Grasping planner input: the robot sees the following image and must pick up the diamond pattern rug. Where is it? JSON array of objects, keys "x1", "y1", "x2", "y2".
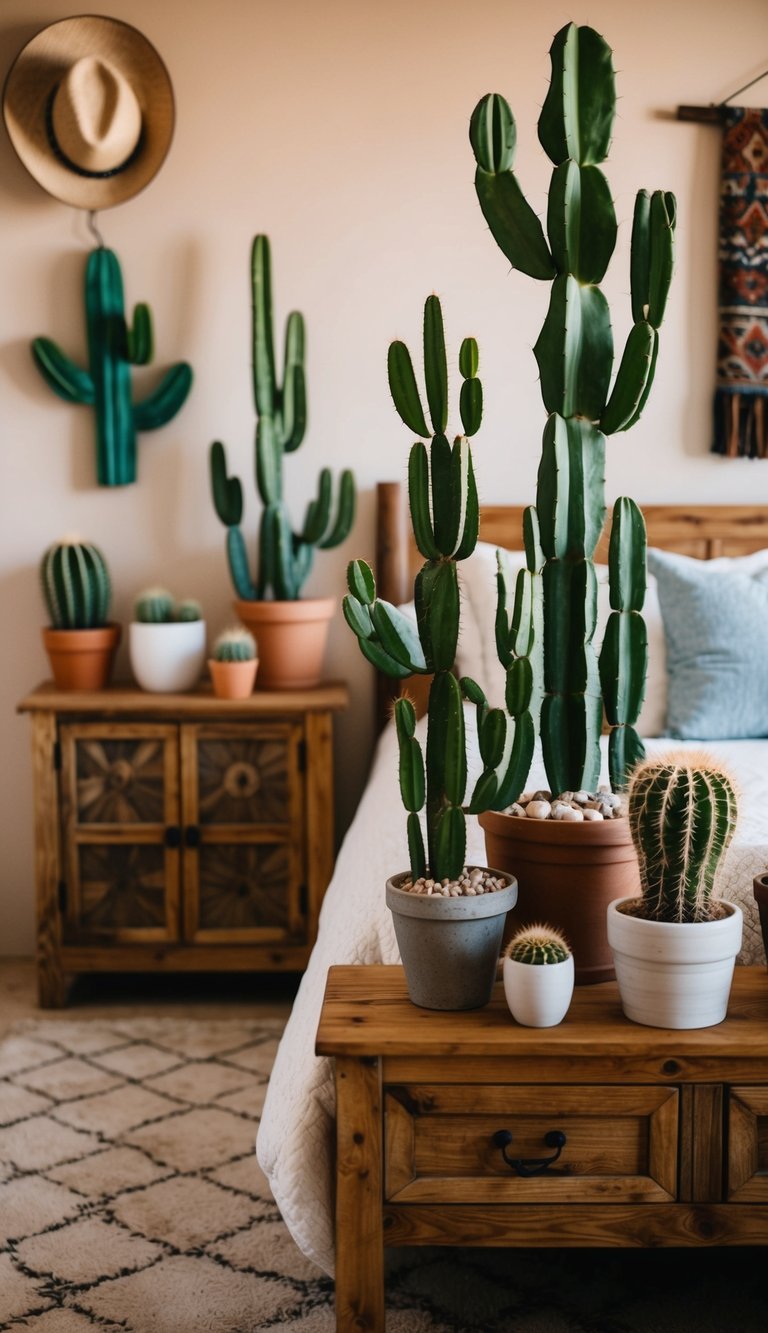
[{"x1": 1, "y1": 1018, "x2": 767, "y2": 1332}]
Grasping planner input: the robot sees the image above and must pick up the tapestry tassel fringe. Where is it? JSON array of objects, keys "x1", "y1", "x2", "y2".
[{"x1": 713, "y1": 389, "x2": 767, "y2": 459}]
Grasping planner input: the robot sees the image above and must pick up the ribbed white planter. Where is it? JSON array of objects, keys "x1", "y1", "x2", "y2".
[
  {"x1": 607, "y1": 897, "x2": 743, "y2": 1030},
  {"x1": 503, "y1": 955, "x2": 574, "y2": 1027},
  {"x1": 129, "y1": 621, "x2": 207, "y2": 693}
]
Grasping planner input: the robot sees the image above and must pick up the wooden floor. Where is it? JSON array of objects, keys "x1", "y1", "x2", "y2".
[{"x1": 0, "y1": 958, "x2": 299, "y2": 1039}]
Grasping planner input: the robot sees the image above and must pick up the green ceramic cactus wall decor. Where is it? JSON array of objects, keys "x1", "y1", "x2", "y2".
[
  {"x1": 32, "y1": 247, "x2": 193, "y2": 487},
  {"x1": 210, "y1": 235, "x2": 355, "y2": 601},
  {"x1": 470, "y1": 22, "x2": 676, "y2": 795}
]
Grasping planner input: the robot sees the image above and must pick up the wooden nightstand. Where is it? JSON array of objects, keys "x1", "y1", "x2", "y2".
[
  {"x1": 18, "y1": 681, "x2": 348, "y2": 1006},
  {"x1": 317, "y1": 964, "x2": 768, "y2": 1332}
]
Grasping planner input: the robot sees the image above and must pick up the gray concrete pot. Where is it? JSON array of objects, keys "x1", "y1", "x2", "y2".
[{"x1": 386, "y1": 869, "x2": 517, "y2": 1011}]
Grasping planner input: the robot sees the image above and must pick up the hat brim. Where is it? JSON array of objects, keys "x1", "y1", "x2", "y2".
[{"x1": 3, "y1": 14, "x2": 175, "y2": 210}]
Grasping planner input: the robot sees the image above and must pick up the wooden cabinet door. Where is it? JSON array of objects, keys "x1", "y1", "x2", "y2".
[
  {"x1": 727, "y1": 1087, "x2": 768, "y2": 1200},
  {"x1": 180, "y1": 722, "x2": 305, "y2": 944},
  {"x1": 59, "y1": 723, "x2": 181, "y2": 943}
]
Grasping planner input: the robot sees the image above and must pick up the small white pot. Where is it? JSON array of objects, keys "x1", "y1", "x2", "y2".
[
  {"x1": 607, "y1": 897, "x2": 743, "y2": 1030},
  {"x1": 502, "y1": 955, "x2": 575, "y2": 1027},
  {"x1": 129, "y1": 620, "x2": 207, "y2": 693}
]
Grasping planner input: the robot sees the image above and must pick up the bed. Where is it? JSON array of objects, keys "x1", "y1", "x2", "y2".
[{"x1": 257, "y1": 491, "x2": 768, "y2": 1276}]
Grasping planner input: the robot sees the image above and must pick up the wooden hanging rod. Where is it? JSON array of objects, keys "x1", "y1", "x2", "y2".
[{"x1": 676, "y1": 105, "x2": 724, "y2": 124}]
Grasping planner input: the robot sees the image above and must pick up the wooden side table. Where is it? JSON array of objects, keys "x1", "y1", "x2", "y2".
[
  {"x1": 316, "y1": 964, "x2": 768, "y2": 1332},
  {"x1": 18, "y1": 681, "x2": 348, "y2": 1006}
]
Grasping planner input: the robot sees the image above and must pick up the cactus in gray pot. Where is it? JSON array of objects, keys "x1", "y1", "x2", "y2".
[
  {"x1": 210, "y1": 236, "x2": 355, "y2": 601},
  {"x1": 628, "y1": 755, "x2": 738, "y2": 923},
  {"x1": 344, "y1": 296, "x2": 533, "y2": 883},
  {"x1": 470, "y1": 22, "x2": 676, "y2": 794}
]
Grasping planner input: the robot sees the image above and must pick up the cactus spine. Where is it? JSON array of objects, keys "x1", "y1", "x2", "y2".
[
  {"x1": 32, "y1": 248, "x2": 193, "y2": 486},
  {"x1": 344, "y1": 296, "x2": 531, "y2": 883},
  {"x1": 470, "y1": 23, "x2": 675, "y2": 794},
  {"x1": 210, "y1": 236, "x2": 355, "y2": 601},
  {"x1": 213, "y1": 627, "x2": 257, "y2": 662},
  {"x1": 628, "y1": 755, "x2": 738, "y2": 923},
  {"x1": 41, "y1": 539, "x2": 111, "y2": 629},
  {"x1": 505, "y1": 924, "x2": 571, "y2": 965}
]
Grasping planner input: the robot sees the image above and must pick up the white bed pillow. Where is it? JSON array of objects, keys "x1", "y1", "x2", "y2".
[{"x1": 456, "y1": 541, "x2": 668, "y2": 737}]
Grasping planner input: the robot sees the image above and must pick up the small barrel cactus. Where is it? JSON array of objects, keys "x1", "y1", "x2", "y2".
[
  {"x1": 176, "y1": 598, "x2": 203, "y2": 623},
  {"x1": 505, "y1": 925, "x2": 571, "y2": 964},
  {"x1": 213, "y1": 627, "x2": 257, "y2": 662},
  {"x1": 134, "y1": 587, "x2": 175, "y2": 623},
  {"x1": 628, "y1": 754, "x2": 739, "y2": 923},
  {"x1": 41, "y1": 537, "x2": 111, "y2": 629}
]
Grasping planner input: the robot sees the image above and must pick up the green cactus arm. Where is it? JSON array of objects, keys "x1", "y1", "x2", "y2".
[
  {"x1": 607, "y1": 724, "x2": 645, "y2": 794},
  {"x1": 279, "y1": 361, "x2": 307, "y2": 452},
  {"x1": 452, "y1": 441, "x2": 480, "y2": 560},
  {"x1": 415, "y1": 560, "x2": 460, "y2": 672},
  {"x1": 341, "y1": 592, "x2": 373, "y2": 639},
  {"x1": 473, "y1": 167, "x2": 556, "y2": 280},
  {"x1": 423, "y1": 295, "x2": 448, "y2": 434},
  {"x1": 469, "y1": 92, "x2": 517, "y2": 173},
  {"x1": 226, "y1": 527, "x2": 256, "y2": 600},
  {"x1": 32, "y1": 337, "x2": 95, "y2": 404},
  {"x1": 431, "y1": 805, "x2": 467, "y2": 881},
  {"x1": 357, "y1": 633, "x2": 414, "y2": 679},
  {"x1": 251, "y1": 235, "x2": 276, "y2": 417},
  {"x1": 255, "y1": 417, "x2": 282, "y2": 505},
  {"x1": 647, "y1": 191, "x2": 677, "y2": 329},
  {"x1": 599, "y1": 610, "x2": 647, "y2": 727},
  {"x1": 387, "y1": 341, "x2": 429, "y2": 437},
  {"x1": 301, "y1": 468, "x2": 332, "y2": 544},
  {"x1": 540, "y1": 687, "x2": 602, "y2": 798},
  {"x1": 494, "y1": 710, "x2": 535, "y2": 809},
  {"x1": 630, "y1": 191, "x2": 652, "y2": 322},
  {"x1": 128, "y1": 303, "x2": 153, "y2": 365},
  {"x1": 534, "y1": 277, "x2": 613, "y2": 419},
  {"x1": 292, "y1": 539, "x2": 314, "y2": 596},
  {"x1": 621, "y1": 330, "x2": 659, "y2": 432},
  {"x1": 459, "y1": 378, "x2": 483, "y2": 439},
  {"x1": 133, "y1": 363, "x2": 193, "y2": 430},
  {"x1": 210, "y1": 441, "x2": 244, "y2": 527},
  {"x1": 408, "y1": 442, "x2": 441, "y2": 560},
  {"x1": 547, "y1": 161, "x2": 616, "y2": 285},
  {"x1": 394, "y1": 697, "x2": 426, "y2": 811},
  {"x1": 406, "y1": 812, "x2": 427, "y2": 881},
  {"x1": 600, "y1": 321, "x2": 656, "y2": 434},
  {"x1": 318, "y1": 469, "x2": 355, "y2": 549},
  {"x1": 346, "y1": 558, "x2": 376, "y2": 605},
  {"x1": 426, "y1": 671, "x2": 466, "y2": 807},
  {"x1": 536, "y1": 416, "x2": 606, "y2": 561},
  {"x1": 608, "y1": 496, "x2": 647, "y2": 612},
  {"x1": 370, "y1": 600, "x2": 428, "y2": 672},
  {"x1": 271, "y1": 507, "x2": 300, "y2": 600},
  {"x1": 537, "y1": 24, "x2": 615, "y2": 167},
  {"x1": 430, "y1": 435, "x2": 459, "y2": 555}
]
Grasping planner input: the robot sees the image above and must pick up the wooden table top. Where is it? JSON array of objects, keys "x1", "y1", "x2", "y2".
[
  {"x1": 316, "y1": 964, "x2": 768, "y2": 1059},
  {"x1": 17, "y1": 680, "x2": 350, "y2": 715}
]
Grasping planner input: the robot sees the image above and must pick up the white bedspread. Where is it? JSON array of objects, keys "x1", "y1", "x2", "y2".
[{"x1": 256, "y1": 714, "x2": 768, "y2": 1276}]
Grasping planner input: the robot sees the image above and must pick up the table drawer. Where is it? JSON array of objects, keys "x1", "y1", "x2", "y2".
[
  {"x1": 384, "y1": 1083, "x2": 678, "y2": 1204},
  {"x1": 727, "y1": 1086, "x2": 768, "y2": 1201}
]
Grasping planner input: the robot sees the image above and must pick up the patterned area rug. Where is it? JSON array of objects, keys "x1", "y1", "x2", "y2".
[{"x1": 1, "y1": 1018, "x2": 767, "y2": 1333}]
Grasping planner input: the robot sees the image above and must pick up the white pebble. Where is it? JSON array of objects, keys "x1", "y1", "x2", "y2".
[
  {"x1": 509, "y1": 803, "x2": 526, "y2": 817},
  {"x1": 532, "y1": 790, "x2": 552, "y2": 803},
  {"x1": 551, "y1": 801, "x2": 570, "y2": 820},
  {"x1": 582, "y1": 807, "x2": 604, "y2": 821},
  {"x1": 559, "y1": 806, "x2": 584, "y2": 822},
  {"x1": 573, "y1": 790, "x2": 590, "y2": 805},
  {"x1": 526, "y1": 799, "x2": 552, "y2": 820}
]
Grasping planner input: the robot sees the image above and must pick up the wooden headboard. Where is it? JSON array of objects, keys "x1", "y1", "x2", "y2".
[{"x1": 375, "y1": 482, "x2": 768, "y2": 726}]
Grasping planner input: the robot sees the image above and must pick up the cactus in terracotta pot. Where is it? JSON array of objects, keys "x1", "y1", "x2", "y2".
[
  {"x1": 470, "y1": 22, "x2": 676, "y2": 796},
  {"x1": 627, "y1": 755, "x2": 739, "y2": 923},
  {"x1": 209, "y1": 235, "x2": 355, "y2": 602},
  {"x1": 213, "y1": 627, "x2": 257, "y2": 662},
  {"x1": 41, "y1": 537, "x2": 111, "y2": 629},
  {"x1": 344, "y1": 296, "x2": 532, "y2": 883}
]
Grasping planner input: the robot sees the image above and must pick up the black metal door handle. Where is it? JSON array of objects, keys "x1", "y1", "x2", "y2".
[
  {"x1": 164, "y1": 825, "x2": 181, "y2": 848},
  {"x1": 492, "y1": 1128, "x2": 567, "y2": 1176},
  {"x1": 185, "y1": 825, "x2": 200, "y2": 848}
]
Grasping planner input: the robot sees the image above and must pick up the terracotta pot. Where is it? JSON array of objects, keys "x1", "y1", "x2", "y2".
[
  {"x1": 607, "y1": 897, "x2": 743, "y2": 1029},
  {"x1": 386, "y1": 869, "x2": 517, "y2": 1011},
  {"x1": 42, "y1": 624, "x2": 121, "y2": 691},
  {"x1": 209, "y1": 657, "x2": 258, "y2": 700},
  {"x1": 753, "y1": 874, "x2": 768, "y2": 966},
  {"x1": 479, "y1": 811, "x2": 641, "y2": 985},
  {"x1": 234, "y1": 597, "x2": 335, "y2": 690}
]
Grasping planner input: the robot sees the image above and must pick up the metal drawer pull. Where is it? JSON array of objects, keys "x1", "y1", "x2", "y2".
[
  {"x1": 164, "y1": 826, "x2": 181, "y2": 848},
  {"x1": 185, "y1": 825, "x2": 201, "y2": 847},
  {"x1": 492, "y1": 1128, "x2": 567, "y2": 1176}
]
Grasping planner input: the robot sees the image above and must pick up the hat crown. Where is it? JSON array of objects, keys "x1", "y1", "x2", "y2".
[{"x1": 51, "y1": 56, "x2": 142, "y2": 173}]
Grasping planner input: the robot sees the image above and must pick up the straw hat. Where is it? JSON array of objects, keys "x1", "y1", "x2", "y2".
[{"x1": 3, "y1": 15, "x2": 175, "y2": 209}]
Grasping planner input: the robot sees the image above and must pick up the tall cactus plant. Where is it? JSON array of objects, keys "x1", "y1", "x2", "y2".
[
  {"x1": 32, "y1": 248, "x2": 193, "y2": 486},
  {"x1": 470, "y1": 22, "x2": 676, "y2": 794},
  {"x1": 627, "y1": 756, "x2": 738, "y2": 923},
  {"x1": 210, "y1": 236, "x2": 355, "y2": 601},
  {"x1": 344, "y1": 296, "x2": 532, "y2": 883},
  {"x1": 40, "y1": 538, "x2": 111, "y2": 629}
]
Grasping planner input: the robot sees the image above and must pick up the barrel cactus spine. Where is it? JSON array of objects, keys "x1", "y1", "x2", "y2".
[
  {"x1": 627, "y1": 755, "x2": 739, "y2": 923},
  {"x1": 344, "y1": 295, "x2": 532, "y2": 884},
  {"x1": 210, "y1": 236, "x2": 355, "y2": 602},
  {"x1": 40, "y1": 538, "x2": 111, "y2": 630},
  {"x1": 504, "y1": 924, "x2": 571, "y2": 964},
  {"x1": 470, "y1": 22, "x2": 676, "y2": 796},
  {"x1": 213, "y1": 627, "x2": 257, "y2": 662},
  {"x1": 32, "y1": 248, "x2": 192, "y2": 487}
]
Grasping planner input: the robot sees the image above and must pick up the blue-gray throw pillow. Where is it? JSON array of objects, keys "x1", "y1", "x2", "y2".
[{"x1": 647, "y1": 548, "x2": 768, "y2": 739}]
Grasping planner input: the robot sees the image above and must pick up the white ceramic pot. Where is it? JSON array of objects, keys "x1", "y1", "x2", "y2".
[
  {"x1": 502, "y1": 955, "x2": 575, "y2": 1027},
  {"x1": 606, "y1": 897, "x2": 743, "y2": 1030},
  {"x1": 129, "y1": 620, "x2": 207, "y2": 693}
]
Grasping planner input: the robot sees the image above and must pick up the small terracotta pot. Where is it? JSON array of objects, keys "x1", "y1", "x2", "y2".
[
  {"x1": 42, "y1": 624, "x2": 121, "y2": 691},
  {"x1": 209, "y1": 658, "x2": 258, "y2": 700},
  {"x1": 479, "y1": 810, "x2": 641, "y2": 985},
  {"x1": 234, "y1": 598, "x2": 334, "y2": 690}
]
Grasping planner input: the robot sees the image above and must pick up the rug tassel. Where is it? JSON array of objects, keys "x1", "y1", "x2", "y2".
[{"x1": 712, "y1": 389, "x2": 768, "y2": 459}]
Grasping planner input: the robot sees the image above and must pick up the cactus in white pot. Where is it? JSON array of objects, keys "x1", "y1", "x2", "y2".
[
  {"x1": 129, "y1": 588, "x2": 207, "y2": 694},
  {"x1": 502, "y1": 924, "x2": 574, "y2": 1026}
]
